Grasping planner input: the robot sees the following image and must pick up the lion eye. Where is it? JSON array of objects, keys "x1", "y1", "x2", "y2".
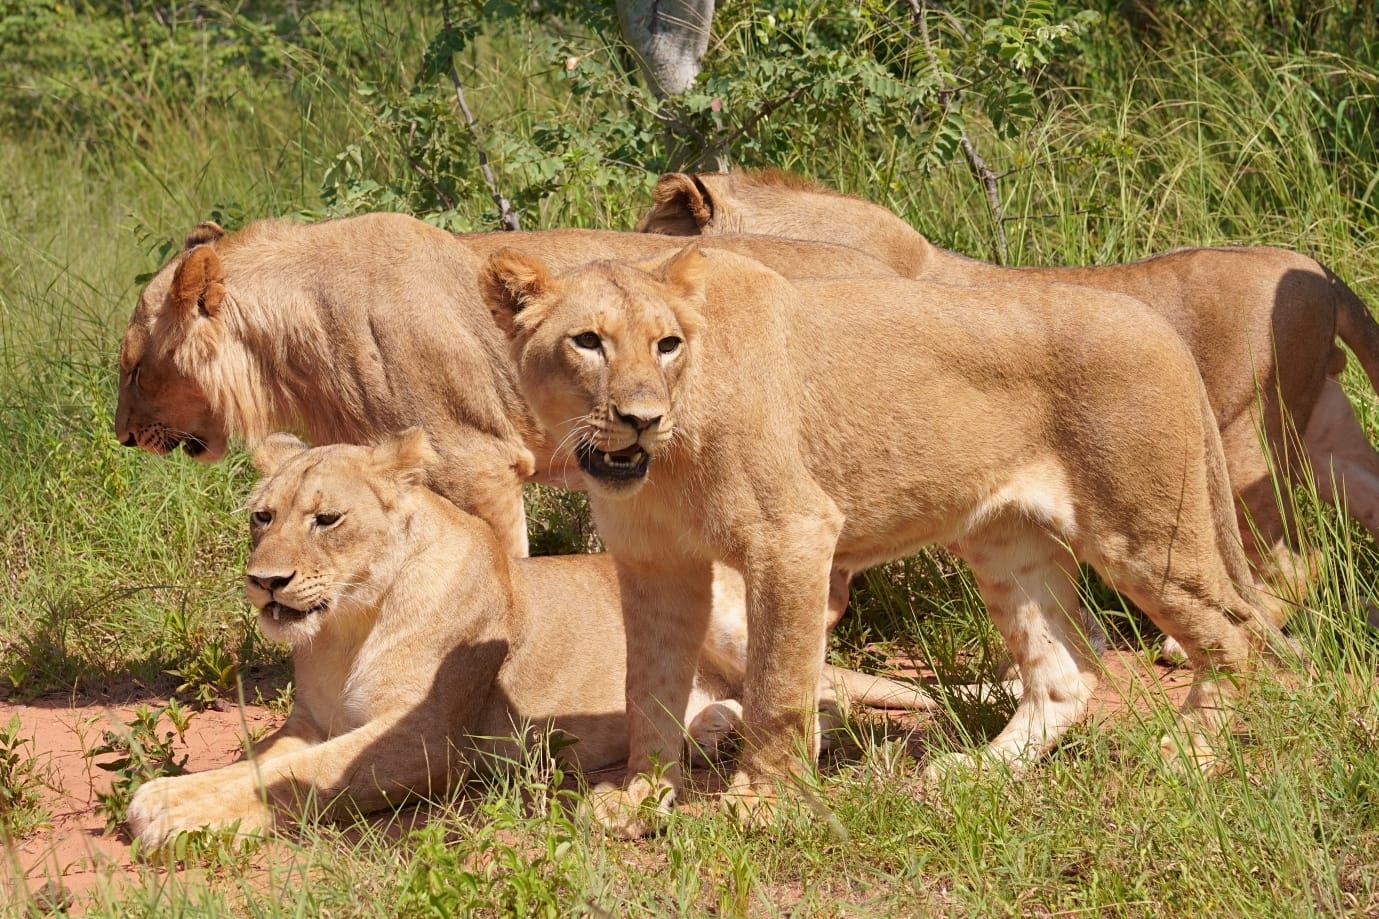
[
  {"x1": 250, "y1": 510, "x2": 273, "y2": 527},
  {"x1": 129, "y1": 365, "x2": 142, "y2": 390},
  {"x1": 572, "y1": 331, "x2": 602, "y2": 351},
  {"x1": 657, "y1": 336, "x2": 682, "y2": 355},
  {"x1": 314, "y1": 512, "x2": 342, "y2": 528}
]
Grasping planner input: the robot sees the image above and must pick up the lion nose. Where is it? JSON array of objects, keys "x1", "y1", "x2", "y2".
[
  {"x1": 248, "y1": 572, "x2": 294, "y2": 593},
  {"x1": 615, "y1": 409, "x2": 662, "y2": 432},
  {"x1": 120, "y1": 433, "x2": 137, "y2": 448}
]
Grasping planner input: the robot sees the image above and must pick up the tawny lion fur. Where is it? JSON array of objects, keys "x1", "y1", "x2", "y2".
[
  {"x1": 638, "y1": 170, "x2": 1379, "y2": 610},
  {"x1": 125, "y1": 430, "x2": 936, "y2": 849},
  {"x1": 114, "y1": 213, "x2": 898, "y2": 558},
  {"x1": 483, "y1": 245, "x2": 1282, "y2": 838}
]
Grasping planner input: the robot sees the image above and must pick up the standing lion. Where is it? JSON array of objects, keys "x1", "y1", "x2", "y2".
[
  {"x1": 482, "y1": 244, "x2": 1283, "y2": 838},
  {"x1": 637, "y1": 170, "x2": 1379, "y2": 611}
]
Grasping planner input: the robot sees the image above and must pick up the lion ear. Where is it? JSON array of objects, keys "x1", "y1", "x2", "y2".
[
  {"x1": 481, "y1": 249, "x2": 557, "y2": 340},
  {"x1": 170, "y1": 244, "x2": 226, "y2": 320},
  {"x1": 253, "y1": 433, "x2": 309, "y2": 476},
  {"x1": 657, "y1": 245, "x2": 708, "y2": 337},
  {"x1": 659, "y1": 244, "x2": 709, "y2": 300},
  {"x1": 372, "y1": 427, "x2": 437, "y2": 488},
  {"x1": 183, "y1": 221, "x2": 225, "y2": 250},
  {"x1": 636, "y1": 173, "x2": 714, "y2": 235}
]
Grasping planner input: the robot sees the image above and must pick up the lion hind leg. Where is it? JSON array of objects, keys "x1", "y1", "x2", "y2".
[
  {"x1": 1099, "y1": 550, "x2": 1265, "y2": 774},
  {"x1": 928, "y1": 520, "x2": 1098, "y2": 780},
  {"x1": 1304, "y1": 377, "x2": 1379, "y2": 541}
]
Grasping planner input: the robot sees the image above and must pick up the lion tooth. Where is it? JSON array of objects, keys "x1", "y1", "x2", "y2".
[
  {"x1": 273, "y1": 607, "x2": 280, "y2": 621},
  {"x1": 604, "y1": 452, "x2": 614, "y2": 464}
]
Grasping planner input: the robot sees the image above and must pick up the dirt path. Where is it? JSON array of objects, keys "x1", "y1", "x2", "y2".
[{"x1": 1, "y1": 690, "x2": 283, "y2": 906}]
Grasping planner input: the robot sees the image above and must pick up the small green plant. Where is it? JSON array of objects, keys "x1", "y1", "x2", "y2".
[
  {"x1": 162, "y1": 602, "x2": 245, "y2": 708},
  {"x1": 88, "y1": 705, "x2": 190, "y2": 833},
  {"x1": 393, "y1": 801, "x2": 584, "y2": 919},
  {"x1": 162, "y1": 696, "x2": 194, "y2": 737},
  {"x1": 167, "y1": 642, "x2": 240, "y2": 708},
  {"x1": 251, "y1": 680, "x2": 296, "y2": 723},
  {"x1": 0, "y1": 714, "x2": 48, "y2": 838}
]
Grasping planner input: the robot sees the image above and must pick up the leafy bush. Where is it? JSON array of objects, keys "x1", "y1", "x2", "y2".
[{"x1": 317, "y1": 0, "x2": 1101, "y2": 230}]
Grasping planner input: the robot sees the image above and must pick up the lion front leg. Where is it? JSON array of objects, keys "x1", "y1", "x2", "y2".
[
  {"x1": 723, "y1": 514, "x2": 840, "y2": 827},
  {"x1": 127, "y1": 762, "x2": 278, "y2": 850},
  {"x1": 128, "y1": 716, "x2": 452, "y2": 850},
  {"x1": 591, "y1": 556, "x2": 715, "y2": 839},
  {"x1": 127, "y1": 726, "x2": 317, "y2": 850}
]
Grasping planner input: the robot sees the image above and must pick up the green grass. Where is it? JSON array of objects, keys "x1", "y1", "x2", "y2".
[{"x1": 3, "y1": 1, "x2": 1379, "y2": 915}]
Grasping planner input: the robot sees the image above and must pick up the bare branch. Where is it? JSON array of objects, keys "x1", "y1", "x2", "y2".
[
  {"x1": 404, "y1": 121, "x2": 456, "y2": 212},
  {"x1": 912, "y1": 0, "x2": 1009, "y2": 264},
  {"x1": 442, "y1": 0, "x2": 519, "y2": 231}
]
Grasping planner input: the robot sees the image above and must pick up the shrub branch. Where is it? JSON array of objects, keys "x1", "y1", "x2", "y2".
[
  {"x1": 911, "y1": 0, "x2": 1009, "y2": 264},
  {"x1": 441, "y1": 0, "x2": 519, "y2": 231}
]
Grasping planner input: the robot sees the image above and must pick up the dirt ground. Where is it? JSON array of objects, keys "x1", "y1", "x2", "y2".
[
  {"x1": 0, "y1": 652, "x2": 1191, "y2": 912},
  {"x1": 1, "y1": 684, "x2": 285, "y2": 908}
]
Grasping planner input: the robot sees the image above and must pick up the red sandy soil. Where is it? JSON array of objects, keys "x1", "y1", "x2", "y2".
[
  {"x1": 1, "y1": 687, "x2": 284, "y2": 908},
  {"x1": 0, "y1": 652, "x2": 1189, "y2": 912}
]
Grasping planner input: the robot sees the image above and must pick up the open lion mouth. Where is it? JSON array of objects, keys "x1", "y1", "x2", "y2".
[
  {"x1": 576, "y1": 441, "x2": 651, "y2": 480},
  {"x1": 260, "y1": 600, "x2": 325, "y2": 624}
]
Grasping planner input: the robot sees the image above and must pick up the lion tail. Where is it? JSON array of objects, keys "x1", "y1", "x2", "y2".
[
  {"x1": 821, "y1": 664, "x2": 1019, "y2": 712},
  {"x1": 1330, "y1": 265, "x2": 1379, "y2": 397}
]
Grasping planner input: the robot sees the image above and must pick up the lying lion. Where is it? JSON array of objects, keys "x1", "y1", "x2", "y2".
[
  {"x1": 126, "y1": 430, "x2": 940, "y2": 849},
  {"x1": 637, "y1": 170, "x2": 1379, "y2": 609},
  {"x1": 481, "y1": 244, "x2": 1283, "y2": 838},
  {"x1": 114, "y1": 214, "x2": 896, "y2": 559}
]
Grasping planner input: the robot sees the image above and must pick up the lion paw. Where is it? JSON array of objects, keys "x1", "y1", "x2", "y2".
[
  {"x1": 1157, "y1": 730, "x2": 1227, "y2": 777},
  {"x1": 922, "y1": 751, "x2": 983, "y2": 784},
  {"x1": 721, "y1": 771, "x2": 781, "y2": 828},
  {"x1": 686, "y1": 700, "x2": 742, "y2": 765},
  {"x1": 584, "y1": 777, "x2": 673, "y2": 840},
  {"x1": 127, "y1": 770, "x2": 272, "y2": 850},
  {"x1": 1158, "y1": 636, "x2": 1190, "y2": 666}
]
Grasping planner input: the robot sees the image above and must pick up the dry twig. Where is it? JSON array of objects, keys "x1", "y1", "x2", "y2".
[{"x1": 442, "y1": 0, "x2": 519, "y2": 231}]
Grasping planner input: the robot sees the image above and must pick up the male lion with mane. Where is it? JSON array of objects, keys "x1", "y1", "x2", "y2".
[
  {"x1": 114, "y1": 213, "x2": 898, "y2": 558},
  {"x1": 126, "y1": 429, "x2": 939, "y2": 849},
  {"x1": 637, "y1": 170, "x2": 1379, "y2": 619},
  {"x1": 482, "y1": 244, "x2": 1284, "y2": 838}
]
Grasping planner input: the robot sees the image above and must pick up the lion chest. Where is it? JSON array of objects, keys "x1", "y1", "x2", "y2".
[{"x1": 292, "y1": 622, "x2": 428, "y2": 739}]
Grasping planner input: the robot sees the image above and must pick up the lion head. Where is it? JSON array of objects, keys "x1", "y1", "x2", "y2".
[
  {"x1": 244, "y1": 428, "x2": 437, "y2": 646},
  {"x1": 480, "y1": 247, "x2": 706, "y2": 499},
  {"x1": 115, "y1": 221, "x2": 232, "y2": 461},
  {"x1": 636, "y1": 171, "x2": 930, "y2": 278}
]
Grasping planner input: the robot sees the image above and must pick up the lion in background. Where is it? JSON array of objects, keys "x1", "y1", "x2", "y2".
[
  {"x1": 126, "y1": 429, "x2": 943, "y2": 849},
  {"x1": 637, "y1": 170, "x2": 1379, "y2": 617},
  {"x1": 483, "y1": 244, "x2": 1283, "y2": 838}
]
